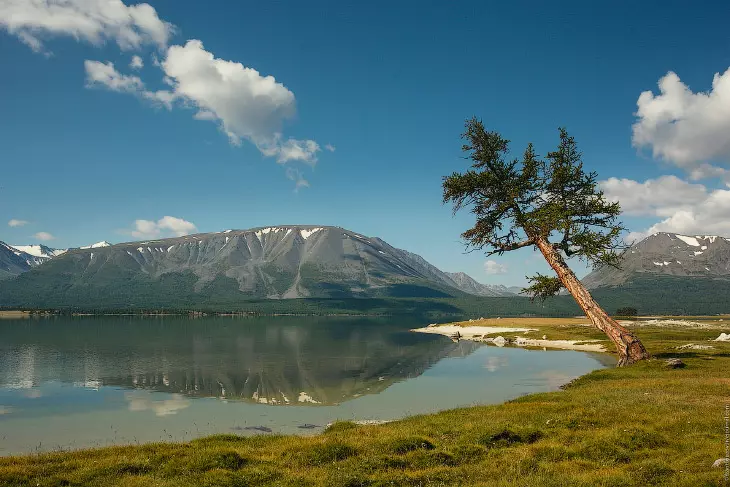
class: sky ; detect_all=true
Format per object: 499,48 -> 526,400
2,0 -> 730,286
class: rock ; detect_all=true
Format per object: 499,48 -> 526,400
493,336 -> 508,347
664,358 -> 686,369
712,458 -> 729,468
714,333 -> 730,342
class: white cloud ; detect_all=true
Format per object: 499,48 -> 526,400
8,219 -> 28,227
130,55 -> 144,70
85,60 -> 144,92
160,40 -> 320,164
84,60 -> 174,108
285,167 -> 310,191
128,216 -> 198,239
633,69 -> 730,179
84,39 -> 322,168
602,176 -> 730,242
325,144 -> 336,152
600,175 -> 707,217
34,232 -> 55,241
259,136 -> 320,165
0,0 -> 174,53
484,260 -> 508,275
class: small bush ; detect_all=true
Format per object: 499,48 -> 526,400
302,442 -> 358,466
478,429 -> 543,448
387,437 -> 435,454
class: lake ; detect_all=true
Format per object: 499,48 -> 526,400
0,316 -> 613,456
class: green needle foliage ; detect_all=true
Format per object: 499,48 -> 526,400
443,117 -> 625,300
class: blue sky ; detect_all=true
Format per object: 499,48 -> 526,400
2,0 -> 730,286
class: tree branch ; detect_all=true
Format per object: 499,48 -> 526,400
485,238 -> 534,256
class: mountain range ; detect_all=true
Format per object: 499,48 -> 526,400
582,232 -> 730,288
0,226 -> 514,308
3,228 -> 730,315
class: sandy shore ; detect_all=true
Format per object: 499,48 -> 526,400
0,311 -> 32,319
411,324 -> 607,352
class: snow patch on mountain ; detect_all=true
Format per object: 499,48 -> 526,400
80,241 -> 111,249
10,245 -> 67,258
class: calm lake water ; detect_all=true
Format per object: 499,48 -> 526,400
0,316 -> 613,455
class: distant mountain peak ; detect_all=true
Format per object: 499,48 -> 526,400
584,231 -> 730,288
80,241 -> 111,249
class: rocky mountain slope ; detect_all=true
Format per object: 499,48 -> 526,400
0,226 -> 514,307
583,232 -> 730,288
0,242 -> 33,280
10,244 -> 67,260
0,242 -> 70,280
444,271 -> 513,296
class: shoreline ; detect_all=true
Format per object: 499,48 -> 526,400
411,322 -> 609,352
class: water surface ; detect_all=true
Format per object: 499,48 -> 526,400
0,316 -> 612,455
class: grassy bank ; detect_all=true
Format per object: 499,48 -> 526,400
1,318 -> 728,486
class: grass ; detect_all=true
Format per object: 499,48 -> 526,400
1,318 -> 728,486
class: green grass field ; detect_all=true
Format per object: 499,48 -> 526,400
1,318 -> 728,486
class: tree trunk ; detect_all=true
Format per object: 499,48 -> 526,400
533,237 -> 650,366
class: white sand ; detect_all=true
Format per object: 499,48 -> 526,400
411,325 -> 607,352
411,325 -> 537,337
511,337 -> 607,352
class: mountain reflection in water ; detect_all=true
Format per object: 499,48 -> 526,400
0,316 -> 479,406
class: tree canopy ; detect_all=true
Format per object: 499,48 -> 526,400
443,117 -> 625,300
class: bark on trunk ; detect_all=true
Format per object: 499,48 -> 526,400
533,237 -> 650,366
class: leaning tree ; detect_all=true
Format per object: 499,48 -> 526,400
443,118 -> 650,366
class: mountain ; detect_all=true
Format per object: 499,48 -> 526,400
0,226 -> 513,309
583,232 -> 730,288
9,244 -> 67,260
443,271 -> 513,297
79,241 -> 111,249
0,242 -> 32,280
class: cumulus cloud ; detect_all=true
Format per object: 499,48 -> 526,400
0,0 -> 174,53
5,0 -> 325,187
484,260 -> 508,275
159,40 -> 320,164
600,175 -> 707,217
633,69 -> 730,180
8,219 -> 28,227
325,144 -> 336,152
602,176 -> 730,242
130,55 -> 144,70
34,232 -> 55,241
84,39 -> 323,172
128,216 -> 198,239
